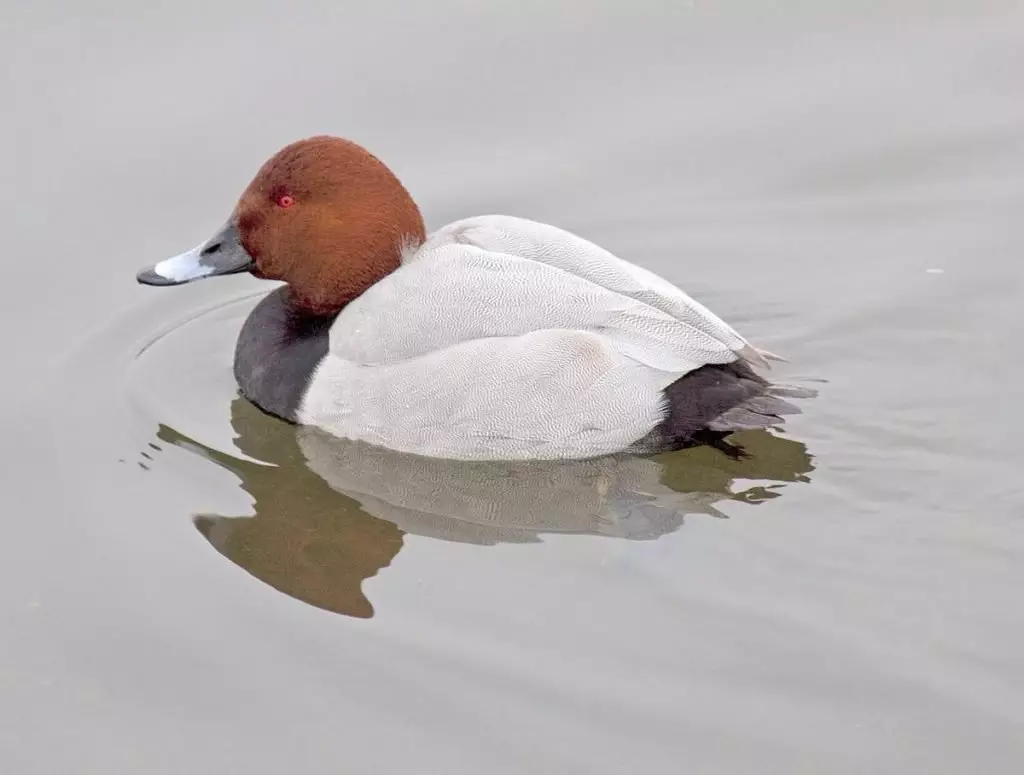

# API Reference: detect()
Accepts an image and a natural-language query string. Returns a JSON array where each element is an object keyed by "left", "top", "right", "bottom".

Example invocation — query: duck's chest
[{"left": 233, "top": 288, "right": 334, "bottom": 422}]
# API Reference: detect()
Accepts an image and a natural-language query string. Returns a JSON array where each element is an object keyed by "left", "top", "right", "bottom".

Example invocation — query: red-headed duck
[{"left": 137, "top": 136, "right": 814, "bottom": 460}]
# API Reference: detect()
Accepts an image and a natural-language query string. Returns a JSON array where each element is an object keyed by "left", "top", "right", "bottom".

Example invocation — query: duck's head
[{"left": 137, "top": 136, "right": 426, "bottom": 315}]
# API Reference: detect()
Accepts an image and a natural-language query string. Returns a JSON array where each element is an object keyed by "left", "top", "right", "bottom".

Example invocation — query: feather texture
[{"left": 298, "top": 215, "right": 803, "bottom": 460}]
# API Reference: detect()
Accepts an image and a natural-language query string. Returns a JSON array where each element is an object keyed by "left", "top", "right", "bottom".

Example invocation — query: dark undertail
[{"left": 636, "top": 360, "right": 814, "bottom": 457}]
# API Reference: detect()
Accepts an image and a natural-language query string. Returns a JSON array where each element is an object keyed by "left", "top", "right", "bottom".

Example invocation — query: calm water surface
[{"left": 3, "top": 3, "right": 1024, "bottom": 773}]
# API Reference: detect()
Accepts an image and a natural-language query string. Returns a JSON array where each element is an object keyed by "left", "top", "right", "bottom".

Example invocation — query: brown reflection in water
[
  {"left": 159, "top": 399, "right": 403, "bottom": 619},
  {"left": 155, "top": 397, "right": 814, "bottom": 618}
]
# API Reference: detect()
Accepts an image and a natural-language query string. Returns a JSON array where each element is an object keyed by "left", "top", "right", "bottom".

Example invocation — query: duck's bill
[{"left": 136, "top": 220, "right": 253, "bottom": 286}]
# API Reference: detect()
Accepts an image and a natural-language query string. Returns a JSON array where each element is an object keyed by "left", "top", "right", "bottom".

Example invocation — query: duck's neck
[
  {"left": 283, "top": 233, "right": 424, "bottom": 316},
  {"left": 233, "top": 287, "right": 336, "bottom": 422}
]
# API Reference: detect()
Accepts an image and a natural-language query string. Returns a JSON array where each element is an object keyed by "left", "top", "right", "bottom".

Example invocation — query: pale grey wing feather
[
  {"left": 299, "top": 329, "right": 669, "bottom": 461},
  {"left": 331, "top": 243, "right": 737, "bottom": 376},
  {"left": 421, "top": 215, "right": 779, "bottom": 367}
]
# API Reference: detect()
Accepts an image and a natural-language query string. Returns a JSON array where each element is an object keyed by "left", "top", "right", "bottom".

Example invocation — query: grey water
[{"left": 2, "top": 3, "right": 1023, "bottom": 773}]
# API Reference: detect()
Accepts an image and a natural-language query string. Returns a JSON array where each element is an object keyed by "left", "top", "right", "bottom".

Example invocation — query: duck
[{"left": 136, "top": 135, "right": 814, "bottom": 461}]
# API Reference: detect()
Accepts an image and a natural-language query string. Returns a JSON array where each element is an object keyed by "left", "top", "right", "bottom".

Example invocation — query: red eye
[{"left": 277, "top": 194, "right": 296, "bottom": 208}]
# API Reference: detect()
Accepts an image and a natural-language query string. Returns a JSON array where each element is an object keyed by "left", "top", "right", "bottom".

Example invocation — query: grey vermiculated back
[{"left": 410, "top": 215, "right": 760, "bottom": 359}]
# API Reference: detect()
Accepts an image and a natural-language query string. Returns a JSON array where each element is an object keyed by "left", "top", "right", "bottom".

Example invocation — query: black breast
[{"left": 233, "top": 288, "right": 335, "bottom": 422}]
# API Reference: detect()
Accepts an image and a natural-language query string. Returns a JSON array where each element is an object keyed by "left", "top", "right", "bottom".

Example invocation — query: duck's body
[{"left": 138, "top": 137, "right": 813, "bottom": 461}]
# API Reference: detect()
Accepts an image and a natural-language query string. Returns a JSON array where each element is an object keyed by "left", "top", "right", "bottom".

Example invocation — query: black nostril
[{"left": 201, "top": 242, "right": 222, "bottom": 256}]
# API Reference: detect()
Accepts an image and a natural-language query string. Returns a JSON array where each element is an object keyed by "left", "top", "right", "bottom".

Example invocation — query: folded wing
[
  {"left": 417, "top": 215, "right": 783, "bottom": 368},
  {"left": 332, "top": 219, "right": 768, "bottom": 378}
]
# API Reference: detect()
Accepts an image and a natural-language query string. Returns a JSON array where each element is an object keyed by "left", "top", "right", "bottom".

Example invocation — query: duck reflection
[{"left": 156, "top": 397, "right": 814, "bottom": 618}]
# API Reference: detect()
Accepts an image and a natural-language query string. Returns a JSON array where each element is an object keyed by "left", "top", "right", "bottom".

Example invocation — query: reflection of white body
[
  {"left": 299, "top": 215, "right": 788, "bottom": 461},
  {"left": 297, "top": 427, "right": 723, "bottom": 544}
]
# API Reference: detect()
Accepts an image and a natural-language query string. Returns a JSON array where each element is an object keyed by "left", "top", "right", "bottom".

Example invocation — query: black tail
[{"left": 647, "top": 360, "right": 816, "bottom": 455}]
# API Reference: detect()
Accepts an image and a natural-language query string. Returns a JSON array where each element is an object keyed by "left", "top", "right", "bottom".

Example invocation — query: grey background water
[{"left": 3, "top": 2, "right": 1024, "bottom": 773}]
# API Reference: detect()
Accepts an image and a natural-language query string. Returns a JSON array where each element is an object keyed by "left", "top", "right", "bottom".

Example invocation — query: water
[{"left": 3, "top": 3, "right": 1023, "bottom": 773}]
